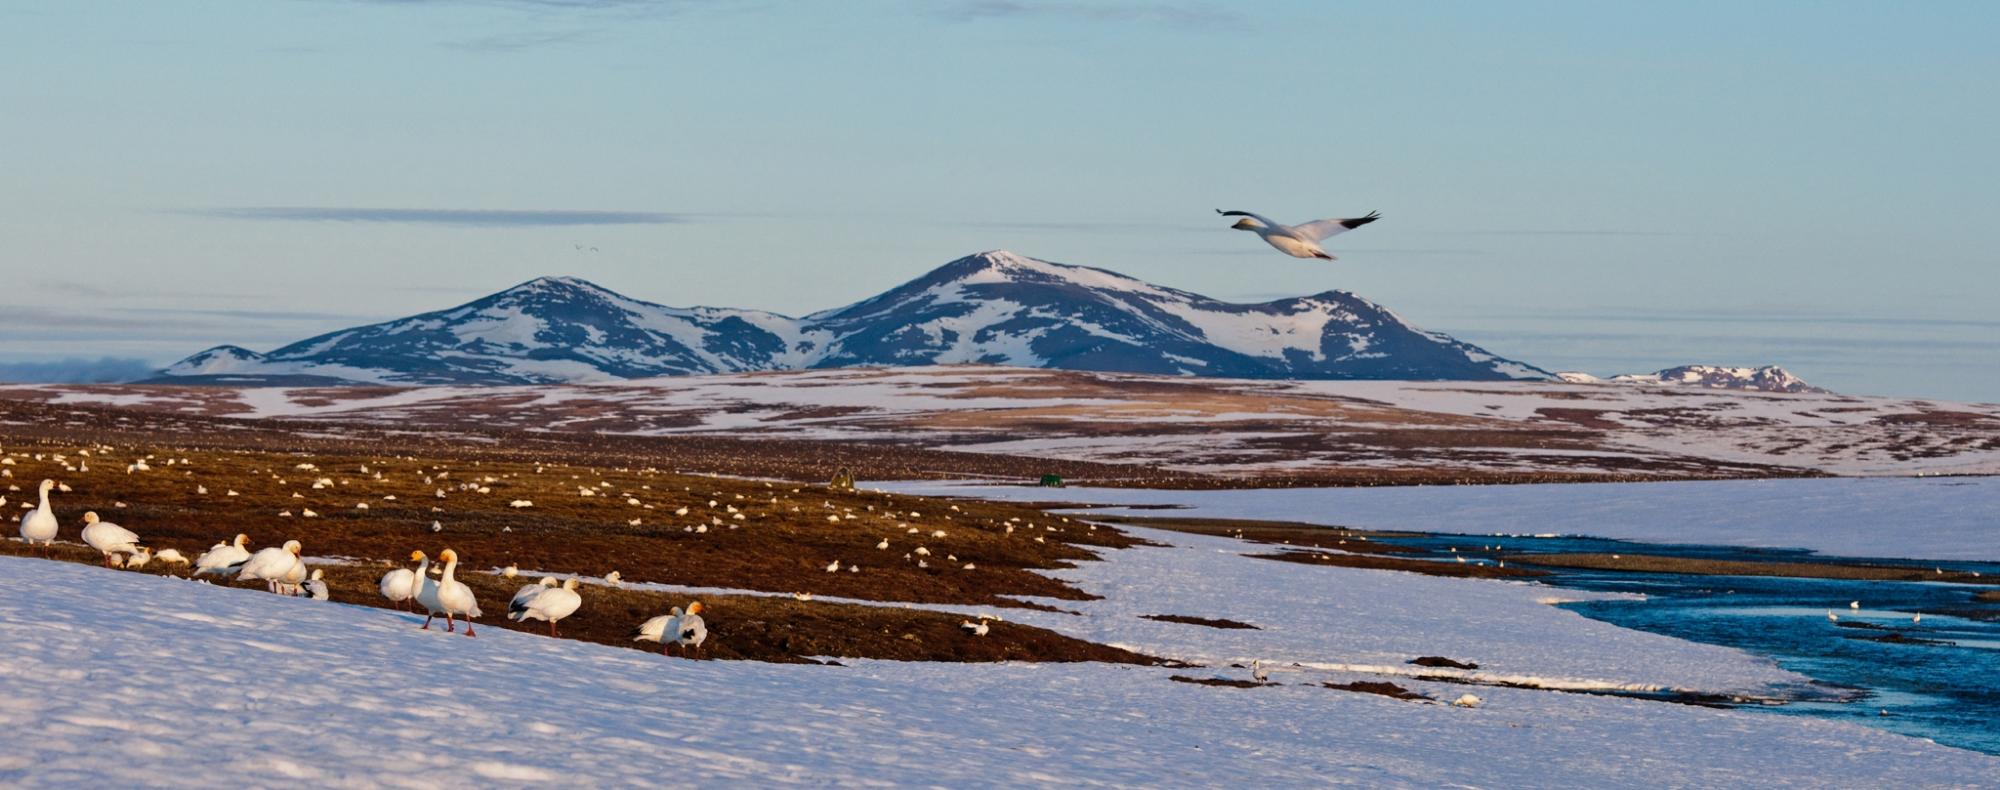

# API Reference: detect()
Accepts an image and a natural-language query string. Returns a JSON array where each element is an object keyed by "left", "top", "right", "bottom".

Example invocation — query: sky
[{"left": 1, "top": 1, "right": 1995, "bottom": 400}]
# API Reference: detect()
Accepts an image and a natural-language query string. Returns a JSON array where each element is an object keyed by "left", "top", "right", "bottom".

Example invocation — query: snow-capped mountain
[
  {"left": 1558, "top": 365, "right": 1828, "bottom": 394},
  {"left": 156, "top": 251, "right": 1550, "bottom": 385}
]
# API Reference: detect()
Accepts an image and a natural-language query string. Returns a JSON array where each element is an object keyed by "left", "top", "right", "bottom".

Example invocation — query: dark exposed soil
[
  {"left": 0, "top": 427, "right": 1175, "bottom": 664},
  {"left": 1846, "top": 632, "right": 1956, "bottom": 646},
  {"left": 1323, "top": 681, "right": 1432, "bottom": 701},
  {"left": 1254, "top": 550, "right": 1551, "bottom": 579},
  {"left": 1168, "top": 675, "right": 1265, "bottom": 688},
  {"left": 1140, "top": 614, "right": 1260, "bottom": 630},
  {"left": 1409, "top": 656, "right": 1479, "bottom": 670},
  {"left": 1092, "top": 515, "right": 1426, "bottom": 554}
]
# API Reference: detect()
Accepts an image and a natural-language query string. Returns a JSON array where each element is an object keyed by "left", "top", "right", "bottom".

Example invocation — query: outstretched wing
[
  {"left": 1291, "top": 211, "right": 1381, "bottom": 241},
  {"left": 1215, "top": 208, "right": 1283, "bottom": 230}
]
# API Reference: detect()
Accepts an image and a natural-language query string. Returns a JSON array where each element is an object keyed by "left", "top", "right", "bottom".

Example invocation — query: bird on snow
[
  {"left": 675, "top": 601, "right": 708, "bottom": 658},
  {"left": 301, "top": 569, "right": 329, "bottom": 600},
  {"left": 1217, "top": 208, "right": 1381, "bottom": 260},
  {"left": 634, "top": 606, "right": 684, "bottom": 655},
  {"left": 236, "top": 539, "right": 304, "bottom": 594},
  {"left": 17, "top": 479, "right": 58, "bottom": 554},
  {"left": 509, "top": 577, "right": 582, "bottom": 637},
  {"left": 194, "top": 534, "right": 252, "bottom": 579},
  {"left": 80, "top": 512, "right": 142, "bottom": 567},
  {"left": 1251, "top": 660, "right": 1269, "bottom": 683},
  {"left": 380, "top": 551, "right": 426, "bottom": 610}
]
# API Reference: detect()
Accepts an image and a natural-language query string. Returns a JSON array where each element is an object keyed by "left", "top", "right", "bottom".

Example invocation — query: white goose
[
  {"left": 633, "top": 607, "right": 683, "bottom": 655},
  {"left": 509, "top": 577, "right": 582, "bottom": 637},
  {"left": 1217, "top": 208, "right": 1381, "bottom": 260},
  {"left": 301, "top": 568, "right": 329, "bottom": 600},
  {"left": 236, "top": 540, "right": 303, "bottom": 593},
  {"left": 417, "top": 549, "right": 481, "bottom": 636},
  {"left": 379, "top": 552, "right": 425, "bottom": 611},
  {"left": 676, "top": 601, "right": 708, "bottom": 658},
  {"left": 278, "top": 554, "right": 310, "bottom": 597},
  {"left": 126, "top": 546, "right": 153, "bottom": 570},
  {"left": 80, "top": 512, "right": 142, "bottom": 567},
  {"left": 153, "top": 548, "right": 188, "bottom": 567},
  {"left": 194, "top": 534, "right": 252, "bottom": 579},
  {"left": 510, "top": 576, "right": 558, "bottom": 613},
  {"left": 17, "top": 479, "right": 57, "bottom": 553}
]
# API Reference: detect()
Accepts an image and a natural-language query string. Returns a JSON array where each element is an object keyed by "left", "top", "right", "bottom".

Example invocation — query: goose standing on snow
[
  {"left": 17, "top": 479, "right": 58, "bottom": 554},
  {"left": 1217, "top": 208, "right": 1381, "bottom": 260},
  {"left": 80, "top": 512, "right": 142, "bottom": 567},
  {"left": 418, "top": 549, "right": 481, "bottom": 636},
  {"left": 301, "top": 569, "right": 329, "bottom": 600},
  {"left": 194, "top": 534, "right": 252, "bottom": 579},
  {"left": 510, "top": 577, "right": 583, "bottom": 637},
  {"left": 380, "top": 552, "right": 425, "bottom": 610},
  {"left": 236, "top": 540, "right": 303, "bottom": 594},
  {"left": 675, "top": 601, "right": 708, "bottom": 658},
  {"left": 510, "top": 576, "right": 557, "bottom": 613},
  {"left": 633, "top": 607, "right": 684, "bottom": 655}
]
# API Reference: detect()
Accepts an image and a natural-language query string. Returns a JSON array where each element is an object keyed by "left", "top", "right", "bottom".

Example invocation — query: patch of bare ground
[
  {"left": 1408, "top": 656, "right": 1479, "bottom": 670},
  {"left": 1516, "top": 554, "right": 1999, "bottom": 585},
  {"left": 1095, "top": 515, "right": 1426, "bottom": 553},
  {"left": 1168, "top": 675, "right": 1266, "bottom": 688},
  {"left": 1978, "top": 591, "right": 2000, "bottom": 602},
  {"left": 1323, "top": 681, "right": 1432, "bottom": 701},
  {"left": 1140, "top": 614, "right": 1260, "bottom": 630},
  {"left": 0, "top": 427, "right": 1182, "bottom": 663},
  {"left": 1253, "top": 550, "right": 1551, "bottom": 579}
]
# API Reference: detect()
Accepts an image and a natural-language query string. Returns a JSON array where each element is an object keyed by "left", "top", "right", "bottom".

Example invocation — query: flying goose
[{"left": 1217, "top": 208, "right": 1381, "bottom": 260}]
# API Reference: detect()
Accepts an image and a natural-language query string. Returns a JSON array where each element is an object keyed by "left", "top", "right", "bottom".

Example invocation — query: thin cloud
[
  {"left": 442, "top": 28, "right": 597, "bottom": 51},
  {"left": 187, "top": 207, "right": 690, "bottom": 227},
  {"left": 0, "top": 357, "right": 160, "bottom": 384},
  {"left": 934, "top": 1, "right": 1241, "bottom": 28}
]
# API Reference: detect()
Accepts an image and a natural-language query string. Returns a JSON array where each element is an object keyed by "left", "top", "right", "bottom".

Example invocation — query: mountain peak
[
  {"left": 1563, "top": 364, "right": 1829, "bottom": 394},
  {"left": 158, "top": 251, "right": 1551, "bottom": 385}
]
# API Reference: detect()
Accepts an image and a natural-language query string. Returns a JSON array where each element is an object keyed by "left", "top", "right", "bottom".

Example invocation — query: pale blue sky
[{"left": 2, "top": 1, "right": 1995, "bottom": 400}]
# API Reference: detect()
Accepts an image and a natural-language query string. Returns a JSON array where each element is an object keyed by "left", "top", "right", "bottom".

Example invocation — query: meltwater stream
[
  {"left": 879, "top": 479, "right": 2000, "bottom": 756},
  {"left": 1371, "top": 533, "right": 2000, "bottom": 755}
]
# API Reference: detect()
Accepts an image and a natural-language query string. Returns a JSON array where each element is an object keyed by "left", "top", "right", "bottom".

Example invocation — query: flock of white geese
[{"left": 15, "top": 476, "right": 709, "bottom": 654}]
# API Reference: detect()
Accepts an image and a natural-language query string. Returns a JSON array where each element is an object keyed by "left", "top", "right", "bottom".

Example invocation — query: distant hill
[{"left": 151, "top": 251, "right": 1550, "bottom": 386}]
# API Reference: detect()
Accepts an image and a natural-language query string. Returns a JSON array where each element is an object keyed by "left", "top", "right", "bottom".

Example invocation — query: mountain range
[{"left": 150, "top": 251, "right": 1803, "bottom": 391}]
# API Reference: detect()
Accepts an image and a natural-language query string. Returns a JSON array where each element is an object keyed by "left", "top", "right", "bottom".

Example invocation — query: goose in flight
[{"left": 1217, "top": 208, "right": 1381, "bottom": 260}]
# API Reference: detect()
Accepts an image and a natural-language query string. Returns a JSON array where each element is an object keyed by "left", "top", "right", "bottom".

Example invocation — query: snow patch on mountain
[
  {"left": 1560, "top": 365, "right": 1828, "bottom": 394},
  {"left": 155, "top": 253, "right": 1549, "bottom": 385}
]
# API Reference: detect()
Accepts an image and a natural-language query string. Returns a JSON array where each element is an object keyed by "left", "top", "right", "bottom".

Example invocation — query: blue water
[{"left": 1372, "top": 533, "right": 2000, "bottom": 755}]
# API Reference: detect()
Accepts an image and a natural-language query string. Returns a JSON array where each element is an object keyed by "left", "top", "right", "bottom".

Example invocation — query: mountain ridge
[{"left": 153, "top": 251, "right": 1552, "bottom": 385}]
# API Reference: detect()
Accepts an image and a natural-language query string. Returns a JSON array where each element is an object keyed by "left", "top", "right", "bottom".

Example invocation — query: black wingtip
[{"left": 1343, "top": 211, "right": 1382, "bottom": 229}]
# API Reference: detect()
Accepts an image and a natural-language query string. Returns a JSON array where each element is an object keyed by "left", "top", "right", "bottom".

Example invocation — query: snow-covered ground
[
  {"left": 8, "top": 518, "right": 1999, "bottom": 786},
  {"left": 8, "top": 366, "right": 1998, "bottom": 479},
  {"left": 887, "top": 477, "right": 2000, "bottom": 564}
]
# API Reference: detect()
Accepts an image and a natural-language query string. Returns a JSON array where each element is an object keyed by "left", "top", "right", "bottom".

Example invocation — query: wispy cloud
[
  {"left": 441, "top": 28, "right": 597, "bottom": 51},
  {"left": 933, "top": 1, "right": 1241, "bottom": 28},
  {"left": 186, "top": 207, "right": 690, "bottom": 227},
  {"left": 0, "top": 357, "right": 160, "bottom": 384}
]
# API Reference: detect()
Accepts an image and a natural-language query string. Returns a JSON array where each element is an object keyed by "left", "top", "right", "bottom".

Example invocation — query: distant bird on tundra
[{"left": 1217, "top": 208, "right": 1381, "bottom": 260}]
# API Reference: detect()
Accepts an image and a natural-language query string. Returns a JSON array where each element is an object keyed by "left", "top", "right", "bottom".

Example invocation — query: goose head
[
  {"left": 1230, "top": 218, "right": 1261, "bottom": 231},
  {"left": 438, "top": 548, "right": 458, "bottom": 564},
  {"left": 83, "top": 511, "right": 101, "bottom": 525},
  {"left": 686, "top": 601, "right": 704, "bottom": 615},
  {"left": 538, "top": 576, "right": 558, "bottom": 588},
  {"left": 309, "top": 568, "right": 324, "bottom": 580},
  {"left": 409, "top": 549, "right": 427, "bottom": 562},
  {"left": 234, "top": 533, "right": 250, "bottom": 548},
  {"left": 39, "top": 479, "right": 56, "bottom": 495},
  {"left": 283, "top": 540, "right": 302, "bottom": 556},
  {"left": 563, "top": 577, "right": 581, "bottom": 591}
]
